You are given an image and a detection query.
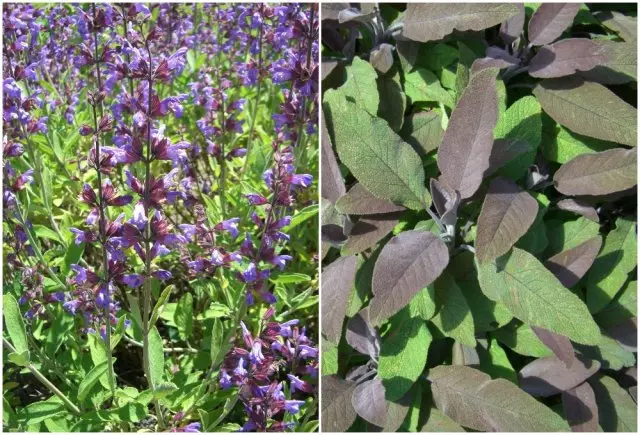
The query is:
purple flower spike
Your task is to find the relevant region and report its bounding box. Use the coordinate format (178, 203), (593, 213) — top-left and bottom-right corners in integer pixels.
(249, 341), (265, 364)
(130, 202), (147, 230)
(284, 400), (305, 414)
(298, 345), (318, 359)
(122, 274), (144, 288)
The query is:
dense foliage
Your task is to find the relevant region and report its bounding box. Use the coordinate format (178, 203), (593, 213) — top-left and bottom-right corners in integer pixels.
(3, 3), (318, 432)
(320, 3), (637, 432)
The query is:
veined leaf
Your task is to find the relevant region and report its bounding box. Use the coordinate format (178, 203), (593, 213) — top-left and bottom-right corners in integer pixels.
(580, 40), (637, 84)
(528, 3), (580, 46)
(596, 10), (637, 42)
(378, 310), (430, 401)
(335, 183), (406, 215)
(531, 327), (575, 368)
(534, 77), (637, 147)
(562, 382), (600, 432)
(343, 212), (401, 255)
(3, 294), (29, 354)
(557, 198), (599, 222)
(324, 90), (429, 210)
(477, 247), (601, 345)
(404, 69), (454, 108)
(529, 38), (606, 78)
(546, 217), (600, 256)
(148, 326), (164, 389)
(518, 356), (600, 397)
(476, 177), (538, 263)
(210, 319), (223, 366)
(589, 375), (637, 432)
(428, 365), (570, 431)
(78, 361), (108, 403)
(345, 308), (380, 359)
(321, 255), (358, 344)
(402, 3), (520, 42)
(438, 67), (499, 199)
(174, 293), (193, 341)
(430, 272), (476, 346)
(553, 148), (637, 196)
(321, 110), (346, 204)
(400, 111), (443, 156)
(369, 230), (449, 325)
(421, 407), (465, 432)
(341, 56), (379, 115)
(377, 72), (406, 132)
(494, 321), (554, 358)
(545, 236), (602, 288)
(321, 376), (358, 432)
(352, 378), (387, 427)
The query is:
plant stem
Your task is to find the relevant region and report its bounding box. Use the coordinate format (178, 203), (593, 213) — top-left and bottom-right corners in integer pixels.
(241, 18), (264, 178)
(3, 338), (81, 415)
(91, 4), (117, 402)
(122, 335), (197, 354)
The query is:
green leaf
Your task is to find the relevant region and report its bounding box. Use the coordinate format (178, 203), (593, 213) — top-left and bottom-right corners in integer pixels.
(534, 77), (637, 147)
(210, 319), (223, 366)
(18, 400), (66, 426)
(341, 56), (380, 115)
(586, 218), (636, 313)
(324, 89), (430, 210)
(321, 338), (338, 376)
(283, 204), (318, 232)
(421, 407), (465, 432)
(8, 350), (31, 367)
(493, 321), (554, 358)
(478, 338), (517, 383)
(33, 224), (62, 244)
(3, 294), (29, 354)
(269, 273), (311, 285)
(378, 310), (431, 401)
(594, 280), (637, 328)
(63, 242), (85, 275)
(88, 333), (110, 390)
(153, 382), (178, 400)
(575, 333), (635, 371)
(404, 68), (455, 108)
(400, 111), (443, 156)
(541, 115), (617, 163)
(590, 375), (637, 432)
(409, 286), (436, 321)
(377, 72), (406, 132)
(174, 293), (193, 340)
(148, 326), (164, 389)
(477, 248), (601, 345)
(430, 272), (476, 346)
(454, 42), (476, 101)
(78, 361), (108, 403)
(546, 217), (600, 256)
(150, 285), (173, 328)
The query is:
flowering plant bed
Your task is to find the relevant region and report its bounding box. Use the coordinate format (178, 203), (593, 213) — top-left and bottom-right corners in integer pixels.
(320, 3), (637, 432)
(3, 3), (318, 432)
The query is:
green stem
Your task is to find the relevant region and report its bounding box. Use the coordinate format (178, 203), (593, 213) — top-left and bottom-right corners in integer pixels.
(3, 338), (81, 415)
(241, 19), (264, 178)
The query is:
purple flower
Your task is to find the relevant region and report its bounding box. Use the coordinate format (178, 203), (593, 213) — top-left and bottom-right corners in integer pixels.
(63, 299), (81, 315)
(290, 173), (313, 188)
(272, 254), (292, 271)
(279, 319), (299, 338)
(249, 341), (265, 364)
(219, 370), (232, 389)
(130, 202), (147, 230)
(298, 345), (318, 359)
(152, 269), (172, 280)
(241, 262), (257, 282)
(215, 218), (240, 239)
(122, 274), (144, 288)
(234, 357), (248, 377)
(245, 193), (268, 205)
(284, 400), (305, 414)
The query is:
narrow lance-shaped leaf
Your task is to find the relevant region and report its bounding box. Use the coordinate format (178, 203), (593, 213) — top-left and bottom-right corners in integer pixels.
(428, 365), (570, 431)
(78, 361), (109, 402)
(532, 327), (575, 368)
(477, 247), (601, 345)
(369, 230), (449, 325)
(402, 3), (520, 42)
(518, 356), (600, 397)
(148, 326), (164, 389)
(553, 148), (637, 196)
(562, 382), (600, 432)
(3, 294), (29, 354)
(321, 255), (358, 344)
(335, 183), (406, 215)
(437, 67), (499, 199)
(545, 236), (602, 288)
(528, 3), (580, 46)
(324, 90), (430, 210)
(351, 378), (388, 427)
(321, 376), (358, 432)
(476, 177), (538, 263)
(529, 38), (607, 78)
(534, 77), (637, 147)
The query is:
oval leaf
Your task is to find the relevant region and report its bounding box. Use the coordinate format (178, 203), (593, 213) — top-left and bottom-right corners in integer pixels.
(336, 183), (406, 215)
(341, 56), (379, 114)
(553, 148), (637, 196)
(438, 67), (499, 199)
(476, 177), (538, 263)
(534, 77), (637, 147)
(321, 255), (358, 344)
(589, 375), (637, 431)
(3, 294), (29, 354)
(529, 38), (607, 78)
(402, 3), (520, 42)
(428, 365), (570, 431)
(148, 326), (164, 389)
(519, 356), (601, 397)
(562, 382), (600, 432)
(343, 212), (401, 255)
(321, 375), (358, 432)
(369, 230), (449, 325)
(351, 378), (387, 427)
(557, 198), (599, 222)
(345, 309), (380, 359)
(528, 3), (580, 46)
(321, 110), (346, 204)
(477, 247), (601, 345)
(531, 327), (575, 368)
(545, 236), (602, 288)
(324, 90), (429, 210)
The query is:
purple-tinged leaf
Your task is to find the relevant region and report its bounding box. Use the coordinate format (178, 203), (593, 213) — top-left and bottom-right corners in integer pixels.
(476, 177), (538, 264)
(382, 390), (413, 432)
(589, 375), (637, 431)
(351, 378), (388, 427)
(321, 375), (358, 432)
(429, 365), (570, 431)
(528, 3), (580, 46)
(370, 43), (394, 74)
(500, 3), (525, 45)
(518, 356), (601, 397)
(321, 59), (339, 81)
(430, 179), (460, 227)
(532, 327), (575, 368)
(377, 73), (406, 132)
(321, 3), (351, 22)
(554, 148), (637, 196)
(452, 341), (480, 366)
(335, 183), (406, 216)
(579, 40), (636, 85)
(402, 4), (520, 43)
(545, 236), (602, 288)
(338, 8), (374, 24)
(529, 38), (607, 78)
(606, 317), (637, 352)
(534, 77), (637, 147)
(437, 67), (499, 199)
(343, 212), (402, 255)
(369, 231), (449, 325)
(400, 111), (443, 156)
(557, 198), (599, 223)
(321, 110), (346, 204)
(596, 10), (637, 42)
(485, 139), (530, 177)
(321, 255), (358, 344)
(345, 309), (380, 359)
(471, 47), (520, 73)
(562, 382), (600, 432)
